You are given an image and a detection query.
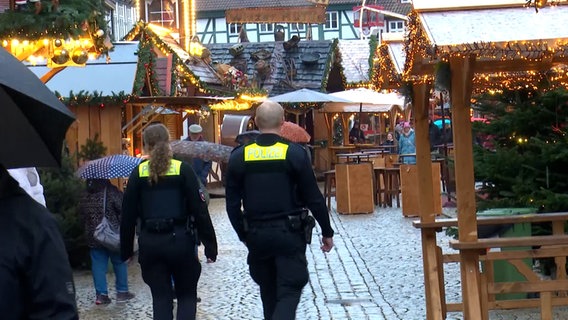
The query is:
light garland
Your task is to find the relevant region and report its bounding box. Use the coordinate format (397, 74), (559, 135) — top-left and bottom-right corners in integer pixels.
(401, 9), (568, 95)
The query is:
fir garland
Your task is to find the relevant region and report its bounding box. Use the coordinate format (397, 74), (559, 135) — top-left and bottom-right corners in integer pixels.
(132, 30), (163, 96)
(0, 0), (110, 55)
(55, 90), (134, 107)
(367, 35), (378, 80)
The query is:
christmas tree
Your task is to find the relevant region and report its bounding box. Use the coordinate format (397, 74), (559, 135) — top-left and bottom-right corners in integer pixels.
(473, 88), (568, 212)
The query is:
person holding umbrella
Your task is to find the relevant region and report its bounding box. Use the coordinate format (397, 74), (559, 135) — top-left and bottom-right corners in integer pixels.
(121, 123), (218, 320)
(0, 47), (79, 319)
(78, 179), (135, 305)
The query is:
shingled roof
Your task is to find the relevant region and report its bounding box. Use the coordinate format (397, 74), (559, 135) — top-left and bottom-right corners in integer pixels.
(188, 40), (340, 96)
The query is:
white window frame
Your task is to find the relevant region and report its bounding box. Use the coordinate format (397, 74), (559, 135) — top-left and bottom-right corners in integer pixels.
(401, 0), (412, 3)
(324, 11), (339, 30)
(290, 23), (305, 31)
(259, 23), (274, 33)
(389, 20), (405, 33)
(228, 23), (240, 35)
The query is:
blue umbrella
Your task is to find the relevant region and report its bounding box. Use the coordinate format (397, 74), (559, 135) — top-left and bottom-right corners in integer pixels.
(77, 154), (143, 179)
(434, 119), (451, 129)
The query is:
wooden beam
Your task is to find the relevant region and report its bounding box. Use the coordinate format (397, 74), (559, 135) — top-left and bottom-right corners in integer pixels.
(40, 67), (66, 84)
(226, 6), (326, 24)
(411, 56), (568, 78)
(413, 82), (445, 320)
(449, 54), (483, 320)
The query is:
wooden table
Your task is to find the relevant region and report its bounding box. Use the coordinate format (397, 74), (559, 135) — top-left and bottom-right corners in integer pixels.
(336, 152), (374, 163)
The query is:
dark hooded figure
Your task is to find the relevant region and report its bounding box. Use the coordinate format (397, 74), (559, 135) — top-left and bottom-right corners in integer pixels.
(0, 164), (78, 320)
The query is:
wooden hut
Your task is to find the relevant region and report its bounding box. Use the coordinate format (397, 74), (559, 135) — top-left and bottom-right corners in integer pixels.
(403, 1), (568, 319)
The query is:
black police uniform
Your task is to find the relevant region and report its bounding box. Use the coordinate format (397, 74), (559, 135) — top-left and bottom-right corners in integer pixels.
(121, 159), (217, 320)
(226, 133), (334, 320)
(0, 166), (78, 320)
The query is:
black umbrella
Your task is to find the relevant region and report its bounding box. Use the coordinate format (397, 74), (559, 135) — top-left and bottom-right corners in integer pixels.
(0, 47), (76, 169)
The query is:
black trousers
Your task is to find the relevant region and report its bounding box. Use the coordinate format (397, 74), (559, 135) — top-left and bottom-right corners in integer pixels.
(138, 226), (201, 320)
(246, 221), (309, 320)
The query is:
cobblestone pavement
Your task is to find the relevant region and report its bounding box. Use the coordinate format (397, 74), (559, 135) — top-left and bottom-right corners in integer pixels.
(75, 197), (568, 319)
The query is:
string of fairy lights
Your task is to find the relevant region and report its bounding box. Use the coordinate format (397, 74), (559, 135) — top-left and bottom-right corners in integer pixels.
(395, 10), (568, 95)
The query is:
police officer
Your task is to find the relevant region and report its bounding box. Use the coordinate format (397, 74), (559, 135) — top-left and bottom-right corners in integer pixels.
(121, 123), (217, 320)
(225, 101), (334, 320)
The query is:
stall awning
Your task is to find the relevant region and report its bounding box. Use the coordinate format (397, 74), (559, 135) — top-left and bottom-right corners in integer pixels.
(322, 102), (403, 113)
(27, 42), (138, 95)
(322, 88), (405, 113)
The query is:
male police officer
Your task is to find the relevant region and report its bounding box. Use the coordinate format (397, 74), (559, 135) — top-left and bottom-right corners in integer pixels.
(225, 101), (334, 319)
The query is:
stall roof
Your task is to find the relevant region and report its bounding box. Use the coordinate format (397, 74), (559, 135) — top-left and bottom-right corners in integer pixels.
(404, 2), (568, 83)
(337, 39), (371, 84)
(418, 5), (568, 46)
(28, 42), (138, 95)
(373, 33), (405, 89)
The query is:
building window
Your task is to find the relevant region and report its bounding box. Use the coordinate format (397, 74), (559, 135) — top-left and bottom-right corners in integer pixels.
(259, 24), (274, 33)
(401, 0), (412, 3)
(290, 23), (305, 31)
(389, 20), (405, 33)
(228, 23), (240, 35)
(324, 11), (339, 30)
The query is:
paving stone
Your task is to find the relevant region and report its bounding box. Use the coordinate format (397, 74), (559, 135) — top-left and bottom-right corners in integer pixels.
(74, 198), (568, 319)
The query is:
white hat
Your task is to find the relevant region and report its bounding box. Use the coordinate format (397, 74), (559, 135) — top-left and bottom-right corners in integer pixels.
(189, 124), (203, 133)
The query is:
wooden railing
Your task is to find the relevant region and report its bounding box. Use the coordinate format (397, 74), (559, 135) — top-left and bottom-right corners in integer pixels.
(413, 212), (568, 320)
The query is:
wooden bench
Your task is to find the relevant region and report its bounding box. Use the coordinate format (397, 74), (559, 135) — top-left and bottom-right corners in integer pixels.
(413, 212), (568, 320)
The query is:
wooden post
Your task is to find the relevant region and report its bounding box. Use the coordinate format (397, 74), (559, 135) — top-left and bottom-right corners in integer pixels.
(414, 82), (445, 320)
(449, 55), (483, 320)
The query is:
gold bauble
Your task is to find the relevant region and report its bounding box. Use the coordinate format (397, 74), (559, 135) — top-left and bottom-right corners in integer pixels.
(51, 49), (69, 64)
(71, 49), (88, 65)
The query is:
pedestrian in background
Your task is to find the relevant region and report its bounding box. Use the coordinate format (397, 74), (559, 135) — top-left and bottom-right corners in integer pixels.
(428, 118), (442, 151)
(225, 101), (334, 320)
(121, 123), (217, 320)
(398, 121), (416, 164)
(185, 124), (212, 187)
(0, 164), (78, 319)
(79, 179), (135, 305)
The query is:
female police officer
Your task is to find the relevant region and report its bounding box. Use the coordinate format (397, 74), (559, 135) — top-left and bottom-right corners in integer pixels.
(121, 123), (217, 320)
(226, 101), (334, 319)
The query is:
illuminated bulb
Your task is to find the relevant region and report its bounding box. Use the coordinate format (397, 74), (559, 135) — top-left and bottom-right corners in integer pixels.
(96, 29), (104, 37)
(2, 40), (7, 47)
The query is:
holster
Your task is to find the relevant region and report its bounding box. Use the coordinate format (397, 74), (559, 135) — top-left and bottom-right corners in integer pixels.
(287, 209), (315, 244)
(302, 214), (316, 244)
(186, 215), (198, 243)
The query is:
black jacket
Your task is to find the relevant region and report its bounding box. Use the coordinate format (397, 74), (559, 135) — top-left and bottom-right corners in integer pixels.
(225, 133), (334, 241)
(0, 166), (78, 320)
(121, 159), (217, 261)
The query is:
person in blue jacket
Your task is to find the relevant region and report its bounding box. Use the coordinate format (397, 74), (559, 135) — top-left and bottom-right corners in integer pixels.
(398, 121), (416, 164)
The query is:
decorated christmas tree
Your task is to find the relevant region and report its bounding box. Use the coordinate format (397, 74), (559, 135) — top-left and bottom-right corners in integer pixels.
(473, 88), (568, 212)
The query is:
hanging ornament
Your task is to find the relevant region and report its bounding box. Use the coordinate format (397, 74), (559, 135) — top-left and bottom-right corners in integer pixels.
(71, 49), (88, 64)
(54, 39), (63, 47)
(96, 29), (105, 37)
(51, 49), (69, 65)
